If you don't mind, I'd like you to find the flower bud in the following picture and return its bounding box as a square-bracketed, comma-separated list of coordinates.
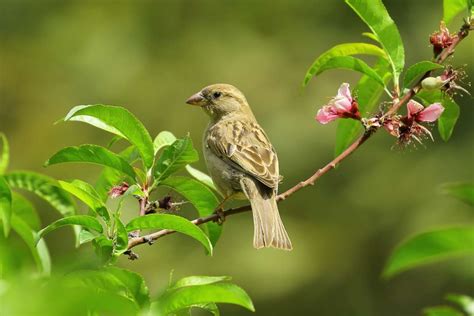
[421, 76, 445, 90]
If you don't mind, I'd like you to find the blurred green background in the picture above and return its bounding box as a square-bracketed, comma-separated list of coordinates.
[0, 0, 473, 315]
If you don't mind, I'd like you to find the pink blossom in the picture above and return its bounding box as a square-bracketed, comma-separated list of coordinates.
[315, 83, 360, 124]
[407, 100, 444, 122]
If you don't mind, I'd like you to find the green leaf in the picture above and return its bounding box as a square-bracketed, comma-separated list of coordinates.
[126, 214, 212, 255]
[334, 58, 391, 156]
[113, 214, 129, 256]
[0, 133, 9, 175]
[303, 43, 387, 86]
[362, 32, 380, 43]
[345, 0, 405, 87]
[0, 176, 12, 236]
[160, 176, 221, 246]
[154, 131, 177, 154]
[37, 215, 103, 243]
[11, 215, 51, 275]
[12, 192, 41, 231]
[154, 136, 199, 184]
[417, 90, 460, 141]
[78, 229, 97, 245]
[169, 276, 232, 291]
[92, 235, 114, 264]
[4, 171, 76, 217]
[446, 294, 474, 315]
[104, 267, 150, 309]
[443, 0, 470, 24]
[63, 105, 154, 169]
[185, 165, 219, 194]
[441, 182, 474, 207]
[154, 282, 255, 315]
[383, 226, 474, 278]
[403, 61, 443, 88]
[46, 144, 137, 180]
[424, 306, 464, 316]
[310, 56, 385, 87]
[58, 179, 110, 221]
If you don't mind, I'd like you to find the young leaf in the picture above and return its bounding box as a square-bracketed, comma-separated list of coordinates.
[383, 226, 474, 278]
[160, 176, 222, 246]
[37, 215, 103, 243]
[154, 131, 177, 154]
[0, 133, 9, 175]
[113, 214, 129, 256]
[63, 105, 154, 169]
[58, 180, 110, 222]
[441, 182, 474, 206]
[46, 144, 137, 180]
[154, 136, 199, 184]
[104, 267, 150, 309]
[423, 306, 464, 316]
[169, 276, 232, 291]
[0, 176, 12, 236]
[345, 0, 405, 87]
[126, 214, 212, 255]
[443, 0, 470, 24]
[402, 61, 444, 88]
[154, 282, 255, 315]
[303, 43, 387, 86]
[311, 56, 386, 87]
[185, 165, 219, 193]
[417, 90, 460, 141]
[334, 58, 391, 156]
[11, 215, 51, 275]
[12, 192, 41, 230]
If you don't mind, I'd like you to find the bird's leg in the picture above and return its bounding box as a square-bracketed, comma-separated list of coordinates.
[213, 195, 234, 225]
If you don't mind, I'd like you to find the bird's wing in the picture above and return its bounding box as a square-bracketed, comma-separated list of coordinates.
[207, 119, 279, 189]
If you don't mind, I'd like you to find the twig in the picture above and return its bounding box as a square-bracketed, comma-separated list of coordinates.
[127, 21, 470, 252]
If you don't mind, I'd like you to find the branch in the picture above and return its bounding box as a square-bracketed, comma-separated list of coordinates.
[127, 21, 470, 252]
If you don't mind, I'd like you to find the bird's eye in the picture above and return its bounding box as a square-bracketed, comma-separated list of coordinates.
[212, 91, 222, 99]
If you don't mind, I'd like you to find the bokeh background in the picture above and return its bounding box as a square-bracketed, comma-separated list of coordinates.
[1, 0, 473, 315]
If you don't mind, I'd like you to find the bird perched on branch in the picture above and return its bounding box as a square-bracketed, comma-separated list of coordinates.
[186, 84, 292, 250]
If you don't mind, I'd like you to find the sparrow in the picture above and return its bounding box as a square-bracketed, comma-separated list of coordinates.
[186, 84, 292, 250]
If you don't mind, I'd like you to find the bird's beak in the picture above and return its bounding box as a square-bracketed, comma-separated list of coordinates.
[186, 92, 206, 106]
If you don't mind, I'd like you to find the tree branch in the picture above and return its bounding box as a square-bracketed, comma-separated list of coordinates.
[127, 20, 471, 252]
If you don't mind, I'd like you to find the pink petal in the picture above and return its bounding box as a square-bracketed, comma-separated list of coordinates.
[316, 107, 339, 124]
[417, 103, 444, 122]
[333, 96, 352, 111]
[337, 83, 352, 101]
[407, 100, 424, 118]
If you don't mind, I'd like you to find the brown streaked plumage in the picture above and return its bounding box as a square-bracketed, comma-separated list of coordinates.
[186, 83, 292, 250]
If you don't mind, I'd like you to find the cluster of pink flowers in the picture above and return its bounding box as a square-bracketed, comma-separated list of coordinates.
[316, 83, 445, 146]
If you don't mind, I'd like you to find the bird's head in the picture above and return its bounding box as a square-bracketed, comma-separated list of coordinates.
[186, 84, 254, 120]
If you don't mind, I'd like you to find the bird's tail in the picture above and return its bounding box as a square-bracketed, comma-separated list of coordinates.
[240, 177, 292, 250]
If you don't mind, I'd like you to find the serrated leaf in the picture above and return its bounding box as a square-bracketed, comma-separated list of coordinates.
[154, 282, 254, 315]
[0, 133, 9, 175]
[383, 226, 474, 278]
[0, 176, 12, 236]
[126, 214, 212, 255]
[63, 105, 154, 169]
[185, 165, 219, 194]
[424, 306, 464, 316]
[37, 215, 103, 243]
[417, 90, 460, 141]
[104, 267, 150, 309]
[154, 131, 177, 154]
[441, 182, 474, 206]
[154, 136, 199, 184]
[11, 215, 51, 275]
[169, 276, 232, 291]
[345, 0, 405, 87]
[403, 61, 444, 88]
[335, 58, 391, 156]
[46, 144, 137, 180]
[160, 176, 221, 246]
[443, 0, 470, 24]
[303, 42, 387, 86]
[58, 179, 110, 222]
[12, 192, 40, 231]
[310, 56, 385, 87]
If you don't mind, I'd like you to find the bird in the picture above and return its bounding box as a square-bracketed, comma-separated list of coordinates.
[186, 83, 292, 250]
